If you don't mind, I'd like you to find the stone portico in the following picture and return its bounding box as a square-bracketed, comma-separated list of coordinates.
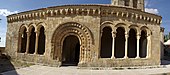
[5, 0, 162, 67]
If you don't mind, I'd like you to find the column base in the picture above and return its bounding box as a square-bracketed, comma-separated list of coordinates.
[135, 56, 140, 59]
[123, 56, 128, 59]
[111, 56, 115, 59]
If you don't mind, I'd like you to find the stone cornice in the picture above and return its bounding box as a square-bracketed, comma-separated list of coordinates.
[7, 4, 162, 24]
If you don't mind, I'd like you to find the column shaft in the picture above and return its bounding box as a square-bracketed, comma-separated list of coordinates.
[25, 32, 31, 54]
[136, 35, 140, 58]
[34, 31, 40, 54]
[111, 32, 116, 59]
[146, 36, 151, 58]
[124, 33, 128, 58]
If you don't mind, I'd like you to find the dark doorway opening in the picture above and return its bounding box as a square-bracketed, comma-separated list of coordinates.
[62, 35, 80, 66]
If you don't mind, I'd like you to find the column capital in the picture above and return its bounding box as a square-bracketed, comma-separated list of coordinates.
[137, 34, 141, 39]
[125, 32, 129, 38]
[147, 33, 151, 37]
[26, 32, 31, 37]
[100, 30, 103, 37]
[35, 31, 40, 37]
[111, 31, 116, 38]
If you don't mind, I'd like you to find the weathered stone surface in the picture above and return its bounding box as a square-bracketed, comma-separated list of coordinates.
[5, 3, 162, 67]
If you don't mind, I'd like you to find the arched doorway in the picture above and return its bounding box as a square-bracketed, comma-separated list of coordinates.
[62, 35, 80, 66]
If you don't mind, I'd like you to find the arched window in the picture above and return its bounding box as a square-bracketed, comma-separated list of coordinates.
[139, 30, 147, 58]
[133, 0, 138, 8]
[19, 27, 27, 53]
[100, 27, 112, 58]
[128, 29, 137, 58]
[125, 0, 130, 6]
[38, 26, 46, 55]
[115, 27, 125, 58]
[29, 26, 36, 54]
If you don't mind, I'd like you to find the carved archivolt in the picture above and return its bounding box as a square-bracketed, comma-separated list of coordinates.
[51, 22, 94, 62]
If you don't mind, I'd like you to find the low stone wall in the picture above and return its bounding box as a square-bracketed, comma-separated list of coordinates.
[0, 47, 5, 55]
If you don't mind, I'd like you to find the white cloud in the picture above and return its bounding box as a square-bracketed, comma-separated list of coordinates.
[145, 8, 159, 14]
[0, 9, 18, 16]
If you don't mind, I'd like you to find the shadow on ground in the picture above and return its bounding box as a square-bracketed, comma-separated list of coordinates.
[0, 54, 18, 75]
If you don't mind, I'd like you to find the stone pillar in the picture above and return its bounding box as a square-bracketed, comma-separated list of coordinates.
[34, 31, 40, 54]
[136, 34, 140, 58]
[99, 31, 103, 58]
[124, 32, 128, 58]
[146, 35, 151, 58]
[18, 32, 22, 52]
[111, 31, 116, 59]
[25, 32, 31, 54]
[129, 0, 133, 7]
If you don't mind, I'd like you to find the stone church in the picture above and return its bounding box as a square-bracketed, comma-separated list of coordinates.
[6, 0, 162, 67]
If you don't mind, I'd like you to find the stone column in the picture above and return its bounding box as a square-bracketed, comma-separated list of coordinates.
[111, 31, 116, 59]
[124, 32, 128, 58]
[25, 32, 31, 54]
[136, 34, 140, 58]
[146, 35, 151, 58]
[34, 31, 40, 54]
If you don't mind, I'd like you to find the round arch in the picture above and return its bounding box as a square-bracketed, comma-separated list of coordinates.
[36, 22, 47, 32]
[129, 25, 139, 34]
[51, 22, 94, 63]
[18, 24, 28, 53]
[115, 23, 128, 33]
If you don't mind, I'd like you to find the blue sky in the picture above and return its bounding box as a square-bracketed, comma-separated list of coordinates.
[0, 0, 170, 47]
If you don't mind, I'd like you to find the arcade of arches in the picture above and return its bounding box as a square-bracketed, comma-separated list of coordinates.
[100, 25, 150, 59]
[18, 25, 46, 55]
[18, 22, 150, 61]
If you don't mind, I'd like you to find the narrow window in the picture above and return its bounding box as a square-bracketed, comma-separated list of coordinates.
[125, 0, 130, 6]
[29, 27, 36, 54]
[115, 27, 125, 58]
[139, 30, 147, 58]
[100, 27, 112, 58]
[133, 0, 138, 8]
[128, 29, 137, 58]
[20, 27, 27, 53]
[38, 26, 46, 54]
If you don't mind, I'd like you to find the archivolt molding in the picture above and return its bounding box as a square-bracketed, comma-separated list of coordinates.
[129, 25, 140, 35]
[140, 26, 152, 36]
[115, 23, 128, 33]
[18, 24, 28, 33]
[36, 22, 47, 32]
[28, 23, 36, 33]
[101, 21, 151, 36]
[51, 22, 94, 61]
